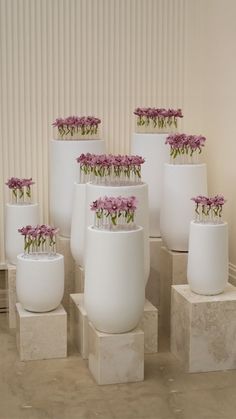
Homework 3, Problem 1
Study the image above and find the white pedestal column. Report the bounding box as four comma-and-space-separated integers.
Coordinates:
70, 183, 86, 267
57, 236, 75, 312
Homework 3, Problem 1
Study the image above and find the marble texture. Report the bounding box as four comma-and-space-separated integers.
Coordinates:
138, 299, 158, 353
57, 235, 75, 312
145, 238, 162, 309
171, 283, 236, 372
88, 322, 144, 385
7, 264, 17, 329
16, 303, 67, 361
74, 264, 84, 293
70, 293, 88, 359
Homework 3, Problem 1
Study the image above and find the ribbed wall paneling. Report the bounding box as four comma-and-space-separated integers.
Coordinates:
0, 0, 186, 263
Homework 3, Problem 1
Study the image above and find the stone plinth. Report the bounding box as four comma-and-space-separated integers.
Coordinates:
171, 284, 236, 373
74, 264, 84, 293
7, 264, 17, 329
88, 322, 144, 385
57, 236, 75, 312
146, 238, 162, 309
138, 299, 158, 353
16, 303, 67, 361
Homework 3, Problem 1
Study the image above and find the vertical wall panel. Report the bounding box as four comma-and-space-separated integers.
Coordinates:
0, 0, 186, 264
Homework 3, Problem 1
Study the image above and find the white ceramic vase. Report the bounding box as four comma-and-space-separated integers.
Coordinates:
160, 163, 207, 251
49, 139, 105, 237
70, 182, 86, 267
5, 203, 39, 265
16, 253, 64, 312
132, 133, 170, 237
85, 182, 150, 283
187, 221, 228, 295
84, 226, 145, 333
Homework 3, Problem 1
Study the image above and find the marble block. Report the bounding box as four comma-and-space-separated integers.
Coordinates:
16, 303, 67, 361
57, 236, 75, 313
7, 264, 17, 329
70, 293, 88, 359
88, 322, 144, 385
171, 284, 236, 373
145, 238, 162, 309
138, 299, 158, 353
74, 264, 84, 293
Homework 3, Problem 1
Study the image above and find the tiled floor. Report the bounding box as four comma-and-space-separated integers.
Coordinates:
1, 312, 236, 419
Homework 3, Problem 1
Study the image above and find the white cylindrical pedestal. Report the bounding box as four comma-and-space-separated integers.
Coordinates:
5, 203, 39, 265
160, 164, 207, 251
49, 139, 105, 237
85, 182, 150, 283
70, 182, 86, 267
132, 133, 170, 237
16, 254, 64, 312
84, 226, 145, 333
187, 221, 228, 295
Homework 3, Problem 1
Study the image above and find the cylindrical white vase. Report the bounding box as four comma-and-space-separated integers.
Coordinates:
16, 253, 64, 312
70, 182, 86, 267
187, 221, 228, 295
160, 163, 207, 251
85, 182, 150, 283
49, 139, 105, 237
5, 203, 39, 265
132, 133, 170, 237
84, 226, 145, 333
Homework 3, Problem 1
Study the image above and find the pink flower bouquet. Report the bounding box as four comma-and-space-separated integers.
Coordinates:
191, 195, 226, 223
52, 116, 101, 139
18, 224, 59, 255
6, 177, 35, 204
134, 107, 183, 132
165, 133, 206, 163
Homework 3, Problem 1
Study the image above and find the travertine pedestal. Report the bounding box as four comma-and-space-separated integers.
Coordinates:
160, 246, 188, 337
0, 269, 8, 312
171, 284, 236, 372
16, 303, 67, 361
74, 264, 84, 293
7, 264, 17, 329
146, 238, 162, 309
57, 236, 75, 312
139, 299, 158, 353
89, 322, 144, 385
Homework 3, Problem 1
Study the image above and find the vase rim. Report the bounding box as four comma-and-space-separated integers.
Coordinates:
191, 220, 228, 227
50, 138, 103, 143
87, 181, 147, 189
17, 253, 63, 262
165, 162, 206, 168
87, 225, 143, 234
6, 202, 38, 208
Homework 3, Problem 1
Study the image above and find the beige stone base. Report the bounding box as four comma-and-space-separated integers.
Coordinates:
171, 284, 236, 372
88, 322, 144, 385
146, 238, 162, 309
57, 236, 75, 312
7, 264, 17, 329
74, 264, 84, 293
16, 303, 67, 361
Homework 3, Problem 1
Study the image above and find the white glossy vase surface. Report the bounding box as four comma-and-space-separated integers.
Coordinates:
160, 163, 207, 251
70, 182, 86, 267
84, 226, 145, 333
5, 203, 39, 265
187, 221, 228, 295
49, 139, 105, 237
16, 253, 64, 312
132, 133, 169, 237
85, 182, 150, 283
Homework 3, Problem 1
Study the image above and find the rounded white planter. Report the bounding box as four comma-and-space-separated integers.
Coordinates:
16, 253, 64, 312
5, 203, 39, 265
187, 221, 228, 295
70, 182, 86, 267
160, 163, 207, 251
85, 182, 150, 283
132, 133, 170, 237
49, 139, 105, 237
84, 226, 145, 333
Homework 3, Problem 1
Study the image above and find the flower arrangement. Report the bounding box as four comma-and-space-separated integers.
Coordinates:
90, 195, 138, 230
18, 224, 59, 256
191, 195, 226, 223
77, 153, 145, 185
165, 133, 206, 163
134, 107, 183, 130
5, 177, 35, 204
52, 116, 101, 139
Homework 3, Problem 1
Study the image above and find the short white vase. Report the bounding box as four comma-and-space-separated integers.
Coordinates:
16, 253, 64, 312
84, 226, 145, 333
70, 182, 86, 267
85, 182, 150, 283
131, 133, 170, 237
5, 203, 39, 265
187, 221, 228, 295
160, 163, 207, 251
49, 139, 105, 237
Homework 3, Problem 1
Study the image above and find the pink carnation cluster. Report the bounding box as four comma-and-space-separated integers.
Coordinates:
52, 116, 101, 138
18, 224, 59, 254
165, 133, 206, 158
191, 195, 226, 222
134, 107, 183, 129
6, 177, 35, 202
90, 196, 138, 228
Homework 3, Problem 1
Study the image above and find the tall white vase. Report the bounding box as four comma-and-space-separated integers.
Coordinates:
187, 221, 228, 295
160, 163, 207, 251
16, 253, 64, 312
132, 133, 170, 237
49, 139, 105, 237
84, 226, 145, 333
70, 182, 86, 267
5, 203, 39, 265
85, 182, 150, 283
